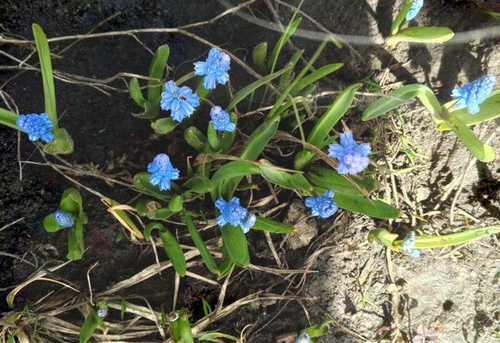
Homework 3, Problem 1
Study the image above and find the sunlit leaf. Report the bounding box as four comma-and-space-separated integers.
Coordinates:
447, 116, 496, 162
307, 167, 379, 196
335, 193, 400, 219
43, 213, 63, 233
391, 0, 414, 35
253, 217, 294, 234
387, 26, 455, 45
290, 63, 343, 95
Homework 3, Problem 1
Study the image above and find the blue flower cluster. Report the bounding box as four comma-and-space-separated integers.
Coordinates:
55, 210, 75, 229
147, 154, 180, 191
210, 106, 236, 132
194, 48, 231, 90
406, 0, 424, 21
401, 231, 421, 258
305, 191, 338, 219
160, 81, 200, 123
451, 75, 496, 115
296, 332, 311, 343
328, 132, 371, 175
16, 113, 54, 143
215, 197, 256, 233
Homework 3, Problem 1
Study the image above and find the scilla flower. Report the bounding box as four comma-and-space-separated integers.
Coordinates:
210, 106, 235, 132
215, 197, 256, 233
16, 113, 54, 143
305, 191, 338, 219
147, 154, 180, 191
296, 332, 311, 343
401, 231, 421, 258
451, 75, 496, 115
54, 210, 75, 229
406, 0, 424, 21
160, 81, 200, 122
328, 131, 371, 175
194, 48, 231, 90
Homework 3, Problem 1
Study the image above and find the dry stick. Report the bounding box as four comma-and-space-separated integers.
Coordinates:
0, 217, 25, 232
86, 262, 99, 306
172, 273, 180, 312
264, 231, 283, 267
216, 265, 234, 311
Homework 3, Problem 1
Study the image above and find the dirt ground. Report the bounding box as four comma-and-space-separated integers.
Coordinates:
0, 0, 499, 342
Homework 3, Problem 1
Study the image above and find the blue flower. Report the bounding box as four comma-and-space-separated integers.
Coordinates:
451, 75, 496, 115
215, 197, 256, 233
401, 231, 421, 258
55, 210, 75, 229
406, 0, 424, 21
210, 106, 236, 132
160, 81, 200, 122
328, 132, 371, 175
147, 154, 180, 191
16, 113, 54, 143
296, 332, 311, 343
305, 191, 338, 219
194, 48, 231, 90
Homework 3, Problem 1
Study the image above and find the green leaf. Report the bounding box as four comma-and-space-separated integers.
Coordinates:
0, 107, 18, 129
183, 176, 214, 194
295, 83, 361, 170
290, 63, 344, 95
207, 123, 219, 150
387, 26, 455, 45
79, 307, 103, 343
391, 0, 413, 35
129, 77, 146, 107
151, 117, 177, 135
253, 217, 294, 234
199, 332, 238, 342
268, 15, 302, 73
252, 42, 268, 73
259, 160, 313, 192
147, 45, 170, 103
133, 172, 169, 201
145, 223, 187, 276
227, 67, 291, 111
212, 161, 261, 186
362, 84, 441, 121
60, 187, 83, 215
219, 112, 238, 153
184, 126, 207, 151
32, 24, 57, 125
169, 311, 194, 343
168, 195, 183, 213
447, 116, 496, 162
307, 167, 379, 196
437, 91, 500, 131
183, 214, 219, 275
305, 321, 334, 338
220, 226, 250, 267
43, 213, 63, 233
279, 49, 304, 90
43, 128, 74, 155
202, 298, 212, 316
335, 193, 400, 219
67, 220, 84, 261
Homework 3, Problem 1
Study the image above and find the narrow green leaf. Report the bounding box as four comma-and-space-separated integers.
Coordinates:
43, 213, 63, 233
207, 123, 219, 150
391, 0, 413, 35
447, 116, 496, 162
199, 332, 239, 342
268, 15, 302, 73
387, 26, 455, 45
129, 77, 146, 107
170, 311, 194, 343
290, 63, 344, 95
212, 161, 261, 186
43, 128, 74, 155
227, 67, 291, 111
307, 167, 379, 196
202, 298, 212, 316
79, 307, 103, 343
279, 49, 304, 90
67, 220, 84, 261
252, 42, 268, 73
219, 112, 238, 153
168, 195, 183, 213
295, 83, 361, 170
32, 24, 57, 125
183, 214, 219, 275
183, 176, 214, 194
305, 321, 334, 338
259, 160, 313, 192
60, 187, 83, 215
335, 193, 400, 219
133, 172, 169, 201
220, 226, 250, 267
253, 217, 294, 234
145, 222, 187, 276
0, 108, 18, 129
151, 117, 178, 135
184, 126, 207, 151
362, 84, 441, 121
437, 91, 500, 131
147, 45, 170, 103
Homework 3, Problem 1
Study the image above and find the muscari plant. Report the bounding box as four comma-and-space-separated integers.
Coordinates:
387, 0, 455, 45
0, 24, 74, 155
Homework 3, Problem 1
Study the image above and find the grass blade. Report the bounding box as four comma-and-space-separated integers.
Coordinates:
183, 214, 220, 275
0, 108, 18, 129
290, 63, 344, 95
253, 217, 294, 234
268, 15, 302, 73
387, 26, 455, 45
335, 193, 400, 219
391, 0, 413, 35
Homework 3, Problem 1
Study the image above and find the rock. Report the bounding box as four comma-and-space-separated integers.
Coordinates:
285, 201, 318, 250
